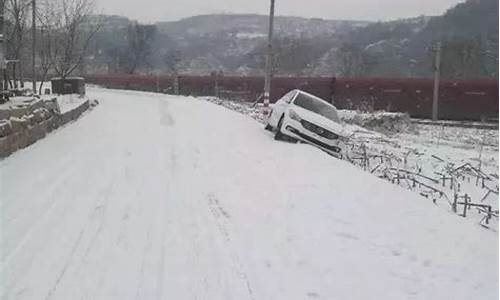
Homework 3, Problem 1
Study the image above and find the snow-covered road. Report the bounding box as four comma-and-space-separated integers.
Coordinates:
1, 88, 497, 299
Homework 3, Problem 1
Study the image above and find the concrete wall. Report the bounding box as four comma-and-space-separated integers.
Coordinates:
0, 100, 90, 158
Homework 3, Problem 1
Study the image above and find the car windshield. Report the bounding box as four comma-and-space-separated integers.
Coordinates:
293, 92, 340, 122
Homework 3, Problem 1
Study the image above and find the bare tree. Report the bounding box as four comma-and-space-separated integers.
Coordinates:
272, 37, 310, 75
38, 0, 99, 81
434, 38, 492, 79
116, 23, 156, 74
483, 36, 499, 78
337, 43, 367, 77
251, 36, 329, 76
5, 0, 31, 88
36, 23, 53, 93
163, 49, 181, 75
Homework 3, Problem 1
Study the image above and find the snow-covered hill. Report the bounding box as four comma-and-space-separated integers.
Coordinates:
89, 0, 498, 78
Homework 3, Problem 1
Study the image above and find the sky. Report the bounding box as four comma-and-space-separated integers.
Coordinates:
94, 0, 464, 23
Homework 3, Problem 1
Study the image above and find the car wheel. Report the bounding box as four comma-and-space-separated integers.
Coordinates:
274, 116, 285, 140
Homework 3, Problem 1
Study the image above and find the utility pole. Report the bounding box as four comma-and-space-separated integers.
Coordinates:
32, 0, 36, 95
0, 0, 5, 95
263, 0, 275, 116
432, 41, 441, 121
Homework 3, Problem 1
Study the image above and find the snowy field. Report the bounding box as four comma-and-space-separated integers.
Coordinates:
0, 88, 498, 299
202, 97, 499, 230
346, 122, 499, 230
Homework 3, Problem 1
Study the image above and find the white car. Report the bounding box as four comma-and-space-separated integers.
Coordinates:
265, 89, 348, 157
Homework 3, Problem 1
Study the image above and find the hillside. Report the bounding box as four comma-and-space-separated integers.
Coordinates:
156, 14, 369, 38
86, 0, 498, 78
344, 0, 499, 78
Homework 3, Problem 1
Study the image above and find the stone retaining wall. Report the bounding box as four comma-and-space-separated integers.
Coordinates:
0, 100, 90, 158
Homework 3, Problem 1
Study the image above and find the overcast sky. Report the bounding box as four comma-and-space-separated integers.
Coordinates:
94, 0, 464, 23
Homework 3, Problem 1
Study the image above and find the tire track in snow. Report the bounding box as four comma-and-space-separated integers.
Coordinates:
2, 163, 78, 267
43, 175, 118, 299
134, 226, 153, 300
154, 143, 173, 300
186, 138, 255, 299
155, 239, 166, 300
44, 230, 85, 300
207, 193, 256, 300
82, 177, 117, 261
116, 167, 148, 251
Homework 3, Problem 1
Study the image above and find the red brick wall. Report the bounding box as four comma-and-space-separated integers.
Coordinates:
85, 74, 498, 121
334, 78, 498, 120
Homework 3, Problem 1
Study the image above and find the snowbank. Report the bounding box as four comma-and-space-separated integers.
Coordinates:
200, 96, 267, 124
0, 95, 95, 158
54, 94, 89, 114
339, 110, 416, 134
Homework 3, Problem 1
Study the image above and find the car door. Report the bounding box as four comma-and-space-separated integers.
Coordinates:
269, 90, 296, 127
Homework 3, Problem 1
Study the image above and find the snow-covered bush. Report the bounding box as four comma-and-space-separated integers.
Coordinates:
339, 110, 416, 135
